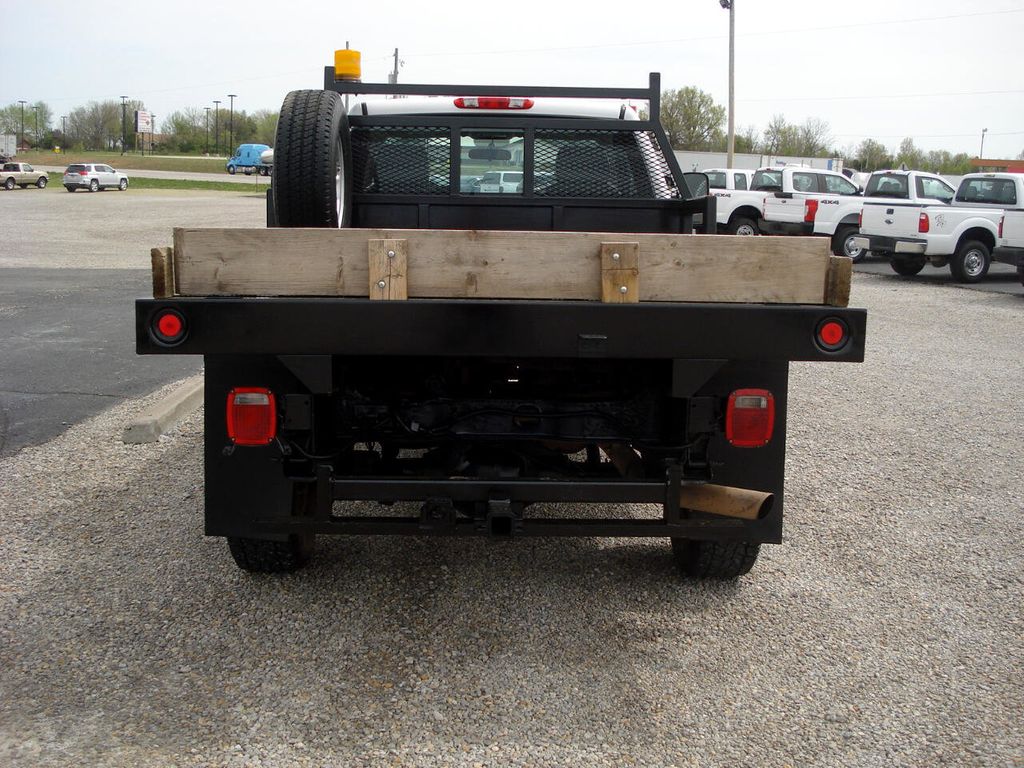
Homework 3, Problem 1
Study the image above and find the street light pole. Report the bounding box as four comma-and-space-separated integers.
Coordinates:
32, 106, 39, 147
61, 115, 67, 148
980, 127, 988, 158
204, 107, 210, 155
120, 96, 129, 155
213, 100, 221, 156
720, 0, 736, 168
228, 94, 236, 152
17, 100, 26, 152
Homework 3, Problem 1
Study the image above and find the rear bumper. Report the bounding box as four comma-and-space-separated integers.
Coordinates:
851, 235, 926, 255
760, 220, 814, 236
993, 246, 1024, 268
137, 298, 867, 363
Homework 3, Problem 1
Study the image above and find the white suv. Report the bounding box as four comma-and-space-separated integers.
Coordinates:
63, 163, 130, 193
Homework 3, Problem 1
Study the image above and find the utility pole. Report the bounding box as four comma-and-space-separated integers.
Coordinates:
32, 106, 39, 147
204, 107, 210, 155
17, 100, 26, 151
213, 100, 221, 156
61, 115, 67, 149
228, 94, 236, 152
720, 0, 736, 168
389, 48, 399, 84
980, 127, 988, 158
120, 96, 129, 155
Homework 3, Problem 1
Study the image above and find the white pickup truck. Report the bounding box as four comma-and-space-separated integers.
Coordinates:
994, 208, 1024, 286
705, 168, 761, 235
853, 172, 1022, 282
812, 169, 955, 262
758, 167, 862, 250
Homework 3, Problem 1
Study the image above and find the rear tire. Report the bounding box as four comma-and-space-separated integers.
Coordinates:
949, 239, 990, 283
3, 177, 14, 190
671, 538, 761, 579
832, 225, 866, 262
89, 179, 99, 193
273, 89, 352, 228
890, 256, 926, 276
65, 185, 75, 192
728, 216, 758, 236
227, 534, 314, 573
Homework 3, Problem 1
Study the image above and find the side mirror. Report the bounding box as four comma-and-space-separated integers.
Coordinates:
682, 171, 710, 198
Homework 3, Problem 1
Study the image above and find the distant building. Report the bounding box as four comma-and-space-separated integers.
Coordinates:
970, 158, 1024, 173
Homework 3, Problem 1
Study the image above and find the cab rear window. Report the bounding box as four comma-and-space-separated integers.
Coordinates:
706, 171, 727, 189
866, 174, 909, 199
956, 178, 1017, 205
751, 170, 782, 191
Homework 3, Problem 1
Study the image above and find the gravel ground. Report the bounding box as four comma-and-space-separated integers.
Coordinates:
1, 274, 1021, 767
0, 188, 265, 270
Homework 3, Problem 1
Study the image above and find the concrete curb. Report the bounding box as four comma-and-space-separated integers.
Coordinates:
123, 374, 204, 444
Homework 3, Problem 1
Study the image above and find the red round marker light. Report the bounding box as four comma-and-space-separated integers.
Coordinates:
816, 318, 849, 351
152, 309, 187, 344
819, 321, 845, 346
157, 313, 183, 338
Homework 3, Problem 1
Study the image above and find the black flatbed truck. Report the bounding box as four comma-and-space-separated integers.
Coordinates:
136, 67, 866, 579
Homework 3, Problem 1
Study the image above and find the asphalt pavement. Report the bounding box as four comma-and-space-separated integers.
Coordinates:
0, 187, 264, 456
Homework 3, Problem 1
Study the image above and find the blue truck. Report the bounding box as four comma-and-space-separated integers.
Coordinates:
226, 143, 272, 175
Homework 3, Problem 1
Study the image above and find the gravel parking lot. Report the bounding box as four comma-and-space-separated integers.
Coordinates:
1, 268, 1021, 766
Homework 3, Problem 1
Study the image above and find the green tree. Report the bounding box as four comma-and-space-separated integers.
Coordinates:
895, 137, 925, 170
660, 87, 726, 150
856, 139, 892, 172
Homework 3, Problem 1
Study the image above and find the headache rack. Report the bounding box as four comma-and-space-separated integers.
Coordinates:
318, 70, 715, 234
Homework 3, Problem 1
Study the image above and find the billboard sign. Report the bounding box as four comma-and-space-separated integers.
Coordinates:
135, 110, 153, 133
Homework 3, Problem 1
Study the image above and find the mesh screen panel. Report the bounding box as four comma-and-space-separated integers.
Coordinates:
352, 127, 450, 195
534, 130, 668, 199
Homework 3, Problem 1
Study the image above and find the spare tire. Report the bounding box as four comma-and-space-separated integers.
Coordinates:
273, 89, 352, 228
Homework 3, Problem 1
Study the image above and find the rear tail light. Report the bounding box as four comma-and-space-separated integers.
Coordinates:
998, 215, 1004, 238
804, 199, 819, 223
150, 308, 187, 345
726, 389, 775, 448
454, 96, 534, 109
79, 170, 88, 176
918, 212, 929, 233
858, 209, 863, 228
226, 388, 277, 446
816, 316, 850, 351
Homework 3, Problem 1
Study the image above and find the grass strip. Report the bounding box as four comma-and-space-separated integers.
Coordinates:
46, 172, 268, 193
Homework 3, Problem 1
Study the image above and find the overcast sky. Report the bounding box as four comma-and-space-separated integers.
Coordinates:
3, 0, 1023, 159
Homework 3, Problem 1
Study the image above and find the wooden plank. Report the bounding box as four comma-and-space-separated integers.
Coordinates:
825, 255, 852, 308
368, 239, 408, 300
170, 228, 837, 305
150, 247, 175, 298
600, 242, 639, 304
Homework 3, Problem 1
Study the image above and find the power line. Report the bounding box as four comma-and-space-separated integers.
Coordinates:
398, 7, 1024, 59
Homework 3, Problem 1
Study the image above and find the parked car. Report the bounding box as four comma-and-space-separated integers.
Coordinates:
478, 170, 523, 194
1, 162, 48, 190
705, 167, 753, 191
62, 164, 130, 193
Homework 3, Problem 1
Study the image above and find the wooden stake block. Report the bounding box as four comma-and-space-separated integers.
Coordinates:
368, 239, 408, 300
151, 247, 175, 298
600, 242, 639, 304
825, 254, 852, 307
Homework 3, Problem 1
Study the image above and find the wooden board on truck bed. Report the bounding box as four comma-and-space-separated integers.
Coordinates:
161, 227, 850, 306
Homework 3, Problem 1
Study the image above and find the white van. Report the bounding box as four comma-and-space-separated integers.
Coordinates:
478, 170, 524, 194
